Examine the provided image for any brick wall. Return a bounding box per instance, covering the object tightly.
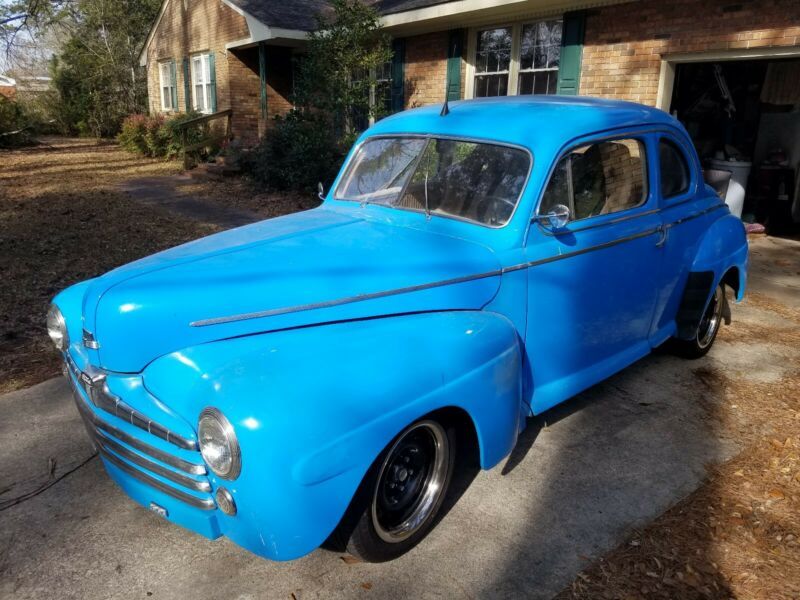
[582,0,800,105]
[404,30,466,108]
[228,46,294,144]
[145,0,249,115]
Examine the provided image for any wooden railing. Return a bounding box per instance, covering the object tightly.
[176,109,233,169]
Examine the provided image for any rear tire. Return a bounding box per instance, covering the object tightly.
[668,283,725,359]
[339,419,456,563]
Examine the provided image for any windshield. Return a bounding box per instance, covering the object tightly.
[334,136,531,227]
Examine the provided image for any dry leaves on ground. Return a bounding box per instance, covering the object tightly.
[0,138,219,392]
[559,293,800,600]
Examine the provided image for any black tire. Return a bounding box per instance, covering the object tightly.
[338,419,457,563]
[668,283,725,359]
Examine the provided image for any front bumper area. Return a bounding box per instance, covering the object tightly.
[64,353,222,540]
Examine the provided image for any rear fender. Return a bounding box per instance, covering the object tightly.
[143,310,522,560]
[677,213,748,339]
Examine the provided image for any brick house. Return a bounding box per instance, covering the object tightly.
[141,0,800,202]
[0,75,16,100]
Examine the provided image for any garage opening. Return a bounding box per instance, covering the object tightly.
[669,57,800,238]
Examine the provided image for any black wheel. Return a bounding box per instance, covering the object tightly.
[669,283,725,359]
[339,419,456,562]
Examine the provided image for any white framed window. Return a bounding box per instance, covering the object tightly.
[467,19,562,99]
[191,53,215,113]
[159,61,176,111]
[474,27,512,97]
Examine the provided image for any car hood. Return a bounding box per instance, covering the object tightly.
[82,207,502,373]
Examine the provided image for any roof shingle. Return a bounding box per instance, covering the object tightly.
[226,0,457,30]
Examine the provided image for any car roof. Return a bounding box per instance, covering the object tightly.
[365,95,682,156]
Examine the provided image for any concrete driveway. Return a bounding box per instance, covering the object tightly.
[1,236,797,600]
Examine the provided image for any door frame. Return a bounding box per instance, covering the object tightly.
[655,45,800,112]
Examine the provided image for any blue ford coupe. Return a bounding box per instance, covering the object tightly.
[49,96,748,562]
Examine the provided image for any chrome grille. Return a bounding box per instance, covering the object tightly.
[65,354,197,450]
[65,357,215,511]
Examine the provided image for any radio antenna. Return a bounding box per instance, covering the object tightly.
[440,40,454,116]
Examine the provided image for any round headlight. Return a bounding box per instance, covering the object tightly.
[46,304,69,352]
[198,408,241,480]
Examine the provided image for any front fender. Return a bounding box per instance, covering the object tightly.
[142,310,522,560]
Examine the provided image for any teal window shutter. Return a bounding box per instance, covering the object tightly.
[182,58,191,111]
[208,52,218,112]
[170,60,178,109]
[446,29,463,101]
[258,43,267,118]
[390,38,405,113]
[556,11,586,95]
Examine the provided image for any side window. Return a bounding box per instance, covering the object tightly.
[540,138,647,221]
[659,139,691,199]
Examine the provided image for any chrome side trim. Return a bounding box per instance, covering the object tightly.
[191,268,504,327]
[99,447,215,511]
[72,383,206,475]
[192,226,662,328]
[664,202,726,228]
[96,430,211,493]
[538,208,661,237]
[506,227,661,272]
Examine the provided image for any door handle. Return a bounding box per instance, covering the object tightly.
[655,225,669,248]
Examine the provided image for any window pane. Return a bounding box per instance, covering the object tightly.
[659,140,690,198]
[203,55,211,83]
[475,74,508,98]
[336,138,428,204]
[534,72,549,94]
[540,139,647,222]
[336,137,530,227]
[195,85,204,111]
[411,139,529,226]
[193,58,203,84]
[520,25,536,71]
[475,28,511,74]
[517,20,563,96]
[599,139,646,216]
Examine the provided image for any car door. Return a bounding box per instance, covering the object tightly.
[650,131,722,345]
[524,132,664,414]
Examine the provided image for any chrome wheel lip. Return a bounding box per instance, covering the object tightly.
[371,420,449,544]
[697,285,724,349]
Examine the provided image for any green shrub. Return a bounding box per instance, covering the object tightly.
[241,110,343,193]
[160,111,205,159]
[0,96,32,148]
[118,111,209,159]
[117,114,150,155]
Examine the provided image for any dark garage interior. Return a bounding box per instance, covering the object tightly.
[670,57,800,237]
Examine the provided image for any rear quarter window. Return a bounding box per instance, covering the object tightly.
[659,139,691,199]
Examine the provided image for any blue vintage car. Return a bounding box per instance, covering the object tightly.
[49,96,748,562]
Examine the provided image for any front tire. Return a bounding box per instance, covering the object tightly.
[341,419,456,562]
[669,283,725,359]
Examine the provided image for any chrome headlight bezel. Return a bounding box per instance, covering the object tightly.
[198,407,241,480]
[46,304,69,352]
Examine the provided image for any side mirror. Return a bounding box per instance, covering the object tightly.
[317,182,325,201]
[534,204,571,229]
